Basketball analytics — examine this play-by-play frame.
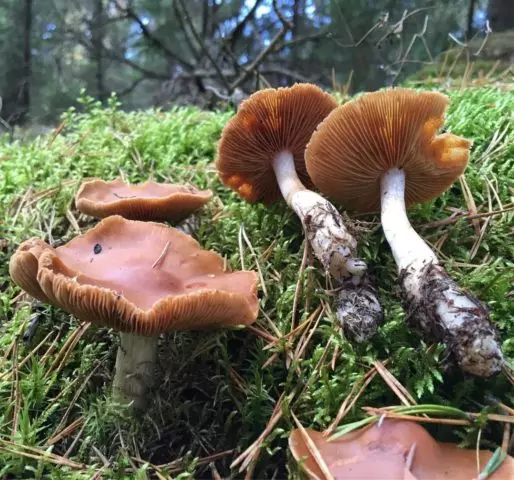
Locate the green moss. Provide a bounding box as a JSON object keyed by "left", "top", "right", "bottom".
{"left": 0, "top": 86, "right": 513, "bottom": 478}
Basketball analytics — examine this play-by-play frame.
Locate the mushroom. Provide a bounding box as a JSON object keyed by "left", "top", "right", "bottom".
{"left": 305, "top": 87, "right": 503, "bottom": 377}
{"left": 215, "top": 83, "right": 383, "bottom": 342}
{"left": 75, "top": 177, "right": 213, "bottom": 222}
{"left": 289, "top": 418, "right": 514, "bottom": 479}
{"left": 9, "top": 215, "right": 259, "bottom": 408}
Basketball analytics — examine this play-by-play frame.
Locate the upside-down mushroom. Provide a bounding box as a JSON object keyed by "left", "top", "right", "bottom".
{"left": 289, "top": 418, "right": 514, "bottom": 479}
{"left": 9, "top": 215, "right": 259, "bottom": 408}
{"left": 305, "top": 87, "right": 503, "bottom": 377}
{"left": 216, "top": 83, "right": 383, "bottom": 342}
{"left": 75, "top": 177, "right": 213, "bottom": 222}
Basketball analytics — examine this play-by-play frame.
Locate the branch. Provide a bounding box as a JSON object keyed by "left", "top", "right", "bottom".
{"left": 175, "top": 0, "right": 231, "bottom": 90}
{"left": 61, "top": 23, "right": 170, "bottom": 81}
{"left": 52, "top": 1, "right": 172, "bottom": 83}
{"left": 389, "top": 14, "right": 433, "bottom": 84}
{"left": 172, "top": 0, "right": 201, "bottom": 62}
{"left": 113, "top": 0, "right": 194, "bottom": 69}
{"left": 116, "top": 75, "right": 149, "bottom": 97}
{"left": 272, "top": 30, "right": 331, "bottom": 53}
{"left": 82, "top": 14, "right": 129, "bottom": 28}
{"left": 101, "top": 47, "right": 169, "bottom": 80}
{"left": 201, "top": 0, "right": 209, "bottom": 39}
{"left": 228, "top": 0, "right": 264, "bottom": 51}
{"left": 229, "top": 0, "right": 293, "bottom": 92}
{"left": 215, "top": 0, "right": 264, "bottom": 75}
{"left": 374, "top": 7, "right": 436, "bottom": 47}
{"left": 273, "top": 0, "right": 293, "bottom": 28}
{"left": 186, "top": 65, "right": 314, "bottom": 83}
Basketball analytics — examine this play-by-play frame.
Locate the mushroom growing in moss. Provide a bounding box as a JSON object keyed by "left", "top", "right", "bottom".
{"left": 75, "top": 177, "right": 213, "bottom": 222}
{"left": 216, "top": 83, "right": 383, "bottom": 342}
{"left": 289, "top": 418, "right": 514, "bottom": 479}
{"left": 9, "top": 215, "right": 259, "bottom": 408}
{"left": 305, "top": 87, "right": 503, "bottom": 377}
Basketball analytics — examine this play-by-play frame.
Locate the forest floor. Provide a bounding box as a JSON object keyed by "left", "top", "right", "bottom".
{"left": 0, "top": 83, "right": 513, "bottom": 479}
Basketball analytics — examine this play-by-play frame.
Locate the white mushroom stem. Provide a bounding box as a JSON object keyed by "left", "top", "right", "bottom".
{"left": 111, "top": 216, "right": 200, "bottom": 409}
{"left": 112, "top": 332, "right": 158, "bottom": 409}
{"left": 381, "top": 168, "right": 438, "bottom": 272}
{"left": 272, "top": 150, "right": 366, "bottom": 279}
{"left": 380, "top": 168, "right": 503, "bottom": 377}
{"left": 272, "top": 150, "right": 383, "bottom": 342}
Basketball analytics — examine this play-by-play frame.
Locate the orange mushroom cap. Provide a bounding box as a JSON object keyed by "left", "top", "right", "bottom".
{"left": 8, "top": 238, "right": 54, "bottom": 304}
{"left": 215, "top": 83, "right": 339, "bottom": 204}
{"left": 289, "top": 419, "right": 514, "bottom": 479}
{"left": 9, "top": 215, "right": 259, "bottom": 336}
{"left": 305, "top": 88, "right": 472, "bottom": 212}
{"left": 75, "top": 177, "right": 213, "bottom": 222}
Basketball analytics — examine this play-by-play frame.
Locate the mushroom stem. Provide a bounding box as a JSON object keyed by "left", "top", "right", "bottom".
{"left": 112, "top": 332, "right": 158, "bottom": 409}
{"left": 380, "top": 168, "right": 503, "bottom": 377}
{"left": 272, "top": 150, "right": 366, "bottom": 279}
{"left": 272, "top": 150, "right": 383, "bottom": 342}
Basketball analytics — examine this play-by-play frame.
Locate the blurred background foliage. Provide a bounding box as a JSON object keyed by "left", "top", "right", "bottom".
{"left": 0, "top": 0, "right": 512, "bottom": 129}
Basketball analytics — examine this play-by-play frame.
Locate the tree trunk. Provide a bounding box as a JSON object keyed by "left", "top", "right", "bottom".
{"left": 488, "top": 0, "right": 514, "bottom": 32}
{"left": 19, "top": 0, "right": 32, "bottom": 124}
{"left": 466, "top": 0, "right": 476, "bottom": 39}
{"left": 292, "top": 0, "right": 302, "bottom": 39}
{"left": 290, "top": 0, "right": 303, "bottom": 71}
{"left": 92, "top": 0, "right": 107, "bottom": 103}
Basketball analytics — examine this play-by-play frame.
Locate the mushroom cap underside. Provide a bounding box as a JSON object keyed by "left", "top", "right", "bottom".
{"left": 289, "top": 419, "right": 514, "bottom": 479}
{"left": 305, "top": 88, "right": 472, "bottom": 212}
{"left": 215, "top": 83, "right": 339, "bottom": 204}
{"left": 9, "top": 215, "right": 259, "bottom": 336}
{"left": 75, "top": 177, "right": 213, "bottom": 222}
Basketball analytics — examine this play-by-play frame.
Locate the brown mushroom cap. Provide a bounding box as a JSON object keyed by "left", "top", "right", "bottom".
{"left": 8, "top": 238, "right": 54, "bottom": 304}
{"left": 289, "top": 419, "right": 514, "bottom": 479}
{"left": 75, "top": 177, "right": 213, "bottom": 222}
{"left": 215, "top": 83, "right": 339, "bottom": 204}
{"left": 305, "top": 88, "right": 472, "bottom": 212}
{"left": 9, "top": 215, "right": 259, "bottom": 336}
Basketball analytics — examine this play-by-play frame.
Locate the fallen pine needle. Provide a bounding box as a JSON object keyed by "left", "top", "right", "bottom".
{"left": 158, "top": 449, "right": 234, "bottom": 470}
{"left": 46, "top": 417, "right": 85, "bottom": 446}
{"left": 47, "top": 121, "right": 66, "bottom": 146}
{"left": 419, "top": 205, "right": 514, "bottom": 229}
{"left": 291, "top": 237, "right": 310, "bottom": 331}
{"left": 48, "top": 361, "right": 102, "bottom": 440}
{"left": 459, "top": 175, "right": 480, "bottom": 234}
{"left": 231, "top": 394, "right": 285, "bottom": 471}
{"left": 501, "top": 423, "right": 511, "bottom": 458}
{"left": 45, "top": 322, "right": 90, "bottom": 379}
{"left": 477, "top": 447, "right": 508, "bottom": 480}
{"left": 324, "top": 364, "right": 379, "bottom": 437}
{"left": 262, "top": 352, "right": 279, "bottom": 369}
{"left": 152, "top": 241, "right": 171, "bottom": 269}
{"left": 363, "top": 411, "right": 469, "bottom": 426}
{"left": 0, "top": 330, "right": 55, "bottom": 381}
{"left": 240, "top": 223, "right": 268, "bottom": 298}
{"left": 246, "top": 324, "right": 277, "bottom": 344}
{"left": 364, "top": 406, "right": 514, "bottom": 425}
{"left": 264, "top": 307, "right": 319, "bottom": 351}
{"left": 373, "top": 360, "right": 417, "bottom": 408}
{"left": 291, "top": 411, "right": 335, "bottom": 480}
{"left": 0, "top": 439, "right": 87, "bottom": 469}
{"left": 330, "top": 404, "right": 514, "bottom": 441}
{"left": 292, "top": 306, "right": 324, "bottom": 364}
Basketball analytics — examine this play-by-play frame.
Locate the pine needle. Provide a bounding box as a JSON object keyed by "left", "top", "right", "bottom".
{"left": 152, "top": 240, "right": 171, "bottom": 269}
{"left": 291, "top": 411, "right": 335, "bottom": 480}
